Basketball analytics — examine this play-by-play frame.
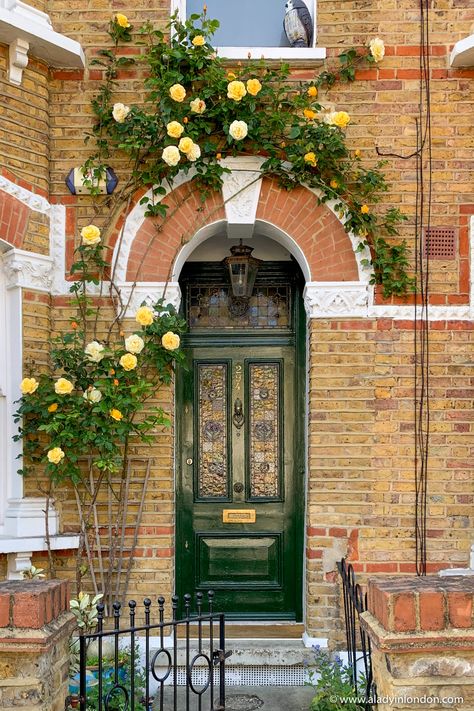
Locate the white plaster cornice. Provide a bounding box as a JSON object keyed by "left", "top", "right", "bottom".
{"left": 2, "top": 247, "right": 53, "bottom": 291}
{"left": 450, "top": 33, "right": 474, "bottom": 68}
{"left": 0, "top": 0, "right": 84, "bottom": 81}
{"left": 304, "top": 282, "right": 369, "bottom": 318}
{"left": 220, "top": 156, "right": 264, "bottom": 239}
{"left": 0, "top": 174, "right": 50, "bottom": 214}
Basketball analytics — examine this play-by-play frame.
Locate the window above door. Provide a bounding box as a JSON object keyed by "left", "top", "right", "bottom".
{"left": 171, "top": 0, "right": 326, "bottom": 61}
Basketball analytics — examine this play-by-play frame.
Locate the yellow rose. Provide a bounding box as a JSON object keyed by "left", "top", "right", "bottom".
{"left": 125, "top": 334, "right": 145, "bottom": 354}
{"left": 167, "top": 121, "right": 184, "bottom": 138}
{"left": 331, "top": 111, "right": 351, "bottom": 129}
{"left": 355, "top": 149, "right": 361, "bottom": 158}
{"left": 361, "top": 204, "right": 370, "bottom": 214}
{"left": 80, "top": 225, "right": 101, "bottom": 246}
{"left": 169, "top": 84, "right": 186, "bottom": 102}
{"left": 229, "top": 120, "right": 248, "bottom": 141}
{"left": 110, "top": 409, "right": 123, "bottom": 421}
{"left": 135, "top": 306, "right": 154, "bottom": 326}
{"left": 330, "top": 179, "right": 339, "bottom": 189}
{"left": 120, "top": 353, "right": 138, "bottom": 371}
{"left": 115, "top": 13, "right": 130, "bottom": 28}
{"left": 192, "top": 35, "right": 205, "bottom": 46}
{"left": 178, "top": 137, "right": 194, "bottom": 154}
{"left": 369, "top": 37, "right": 385, "bottom": 63}
{"left": 162, "top": 145, "right": 181, "bottom": 167}
{"left": 112, "top": 103, "right": 130, "bottom": 123}
{"left": 161, "top": 331, "right": 180, "bottom": 351}
{"left": 304, "top": 152, "right": 317, "bottom": 167}
{"left": 190, "top": 97, "right": 206, "bottom": 114}
{"left": 47, "top": 447, "right": 65, "bottom": 465}
{"left": 48, "top": 403, "right": 58, "bottom": 412}
{"left": 307, "top": 86, "right": 318, "bottom": 98}
{"left": 227, "top": 80, "right": 247, "bottom": 101}
{"left": 20, "top": 377, "right": 39, "bottom": 395}
{"left": 187, "top": 143, "right": 201, "bottom": 162}
{"left": 55, "top": 378, "right": 74, "bottom": 395}
{"left": 304, "top": 109, "right": 316, "bottom": 120}
{"left": 84, "top": 340, "right": 105, "bottom": 362}
{"left": 246, "top": 78, "right": 262, "bottom": 96}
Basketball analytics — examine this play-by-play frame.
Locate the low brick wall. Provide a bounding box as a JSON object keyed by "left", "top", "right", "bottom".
{"left": 0, "top": 580, "right": 75, "bottom": 711}
{"left": 362, "top": 576, "right": 474, "bottom": 710}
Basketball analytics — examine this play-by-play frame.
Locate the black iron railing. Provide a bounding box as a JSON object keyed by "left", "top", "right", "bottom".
{"left": 337, "top": 558, "right": 376, "bottom": 709}
{"left": 79, "top": 591, "right": 229, "bottom": 711}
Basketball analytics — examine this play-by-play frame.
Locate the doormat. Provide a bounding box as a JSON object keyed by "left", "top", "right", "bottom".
{"left": 226, "top": 694, "right": 264, "bottom": 711}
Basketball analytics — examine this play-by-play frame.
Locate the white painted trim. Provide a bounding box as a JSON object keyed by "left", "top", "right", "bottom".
{"left": 216, "top": 46, "right": 326, "bottom": 61}
{"left": 0, "top": 0, "right": 84, "bottom": 81}
{"left": 450, "top": 33, "right": 474, "bottom": 68}
{"left": 221, "top": 156, "right": 264, "bottom": 239}
{"left": 2, "top": 247, "right": 54, "bottom": 291}
{"left": 0, "top": 533, "right": 80, "bottom": 555}
{"left": 0, "top": 175, "right": 51, "bottom": 214}
{"left": 302, "top": 633, "right": 328, "bottom": 648}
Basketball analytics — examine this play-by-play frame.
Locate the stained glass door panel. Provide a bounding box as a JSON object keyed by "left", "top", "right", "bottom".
{"left": 178, "top": 345, "right": 302, "bottom": 619}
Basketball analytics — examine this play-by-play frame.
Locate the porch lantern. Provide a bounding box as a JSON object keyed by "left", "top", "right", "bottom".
{"left": 223, "top": 241, "right": 262, "bottom": 298}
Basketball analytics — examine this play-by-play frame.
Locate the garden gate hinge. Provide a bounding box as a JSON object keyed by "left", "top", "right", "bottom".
{"left": 212, "top": 649, "right": 233, "bottom": 665}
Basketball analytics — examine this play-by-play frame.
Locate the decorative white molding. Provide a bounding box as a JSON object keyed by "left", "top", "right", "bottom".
{"left": 8, "top": 36, "right": 28, "bottom": 85}
{"left": 2, "top": 247, "right": 54, "bottom": 292}
{"left": 118, "top": 282, "right": 182, "bottom": 317}
{"left": 221, "top": 157, "right": 264, "bottom": 240}
{"left": 450, "top": 33, "right": 474, "bottom": 68}
{"left": 3, "top": 497, "right": 58, "bottom": 538}
{"left": 6, "top": 550, "right": 33, "bottom": 579}
{"left": 0, "top": 175, "right": 50, "bottom": 214}
{"left": 0, "top": 534, "right": 80, "bottom": 556}
{"left": 50, "top": 204, "right": 68, "bottom": 295}
{"left": 368, "top": 303, "right": 471, "bottom": 321}
{"left": 303, "top": 282, "right": 369, "bottom": 318}
{"left": 0, "top": 0, "right": 84, "bottom": 79}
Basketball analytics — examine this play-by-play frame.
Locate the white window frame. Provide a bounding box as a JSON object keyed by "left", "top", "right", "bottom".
{"left": 171, "top": 0, "right": 326, "bottom": 61}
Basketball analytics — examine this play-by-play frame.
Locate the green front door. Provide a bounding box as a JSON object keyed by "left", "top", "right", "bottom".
{"left": 176, "top": 262, "right": 304, "bottom": 620}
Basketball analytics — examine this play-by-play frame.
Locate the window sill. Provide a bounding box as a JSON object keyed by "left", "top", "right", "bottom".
{"left": 216, "top": 46, "right": 326, "bottom": 62}
{"left": 0, "top": 533, "right": 79, "bottom": 554}
{"left": 450, "top": 34, "right": 474, "bottom": 67}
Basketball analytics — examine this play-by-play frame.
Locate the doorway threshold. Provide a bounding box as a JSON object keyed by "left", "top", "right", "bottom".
{"left": 177, "top": 622, "right": 304, "bottom": 639}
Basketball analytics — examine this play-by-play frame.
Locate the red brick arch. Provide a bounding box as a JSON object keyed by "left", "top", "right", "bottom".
{"left": 125, "top": 177, "right": 359, "bottom": 283}
{"left": 0, "top": 192, "right": 30, "bottom": 248}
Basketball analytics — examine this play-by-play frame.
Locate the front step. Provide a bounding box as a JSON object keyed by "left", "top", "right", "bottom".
{"left": 177, "top": 623, "right": 305, "bottom": 639}
{"left": 149, "top": 638, "right": 315, "bottom": 687}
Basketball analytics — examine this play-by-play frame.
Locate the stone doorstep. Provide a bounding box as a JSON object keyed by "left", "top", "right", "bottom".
{"left": 150, "top": 639, "right": 313, "bottom": 667}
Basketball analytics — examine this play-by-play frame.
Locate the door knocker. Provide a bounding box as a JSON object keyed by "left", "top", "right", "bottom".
{"left": 233, "top": 398, "right": 245, "bottom": 429}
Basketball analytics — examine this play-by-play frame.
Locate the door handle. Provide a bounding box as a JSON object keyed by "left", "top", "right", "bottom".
{"left": 233, "top": 398, "right": 244, "bottom": 429}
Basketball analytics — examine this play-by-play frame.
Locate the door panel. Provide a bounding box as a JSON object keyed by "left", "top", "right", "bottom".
{"left": 178, "top": 345, "right": 300, "bottom": 619}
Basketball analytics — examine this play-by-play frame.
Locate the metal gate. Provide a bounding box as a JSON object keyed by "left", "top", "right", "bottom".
{"left": 78, "top": 591, "right": 229, "bottom": 711}
{"left": 337, "top": 558, "right": 376, "bottom": 709}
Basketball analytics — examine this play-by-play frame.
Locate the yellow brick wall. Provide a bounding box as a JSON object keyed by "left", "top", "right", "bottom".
{"left": 0, "top": 47, "right": 50, "bottom": 195}
{"left": 2, "top": 0, "right": 473, "bottom": 640}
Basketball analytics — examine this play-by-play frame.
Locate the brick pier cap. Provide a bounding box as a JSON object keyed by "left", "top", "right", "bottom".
{"left": 361, "top": 576, "right": 474, "bottom": 710}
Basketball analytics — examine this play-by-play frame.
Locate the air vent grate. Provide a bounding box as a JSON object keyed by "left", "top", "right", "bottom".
{"left": 423, "top": 227, "right": 457, "bottom": 259}
{"left": 174, "top": 664, "right": 308, "bottom": 686}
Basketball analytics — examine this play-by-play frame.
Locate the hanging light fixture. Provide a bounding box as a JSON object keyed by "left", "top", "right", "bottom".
{"left": 223, "top": 241, "right": 262, "bottom": 298}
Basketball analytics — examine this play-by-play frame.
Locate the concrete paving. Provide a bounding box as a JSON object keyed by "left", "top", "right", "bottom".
{"left": 226, "top": 686, "right": 314, "bottom": 710}
{"left": 156, "top": 685, "right": 315, "bottom": 710}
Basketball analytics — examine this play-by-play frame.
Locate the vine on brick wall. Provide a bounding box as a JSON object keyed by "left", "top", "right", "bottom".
{"left": 82, "top": 11, "right": 414, "bottom": 298}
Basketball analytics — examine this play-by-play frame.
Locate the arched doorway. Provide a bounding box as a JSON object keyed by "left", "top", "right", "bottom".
{"left": 175, "top": 232, "right": 306, "bottom": 620}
